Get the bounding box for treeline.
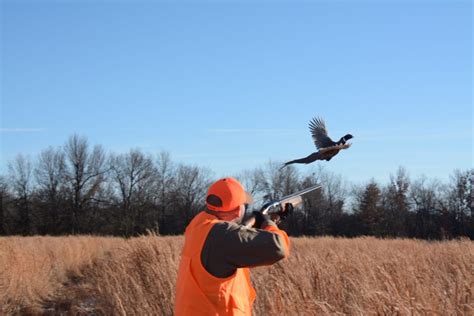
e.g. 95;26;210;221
0;135;472;239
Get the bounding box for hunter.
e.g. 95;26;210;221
174;177;290;315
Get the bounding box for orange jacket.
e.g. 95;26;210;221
174;211;289;315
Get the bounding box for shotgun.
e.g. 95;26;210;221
243;184;321;228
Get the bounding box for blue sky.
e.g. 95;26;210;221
1;0;472;184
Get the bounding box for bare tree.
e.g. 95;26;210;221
109;149;156;235
236;167;267;209
155;151;176;234
63;135;107;233
258;161;300;201
318;170;347;235
381;167;410;237
0;176;10;235
447;169;473;237
34;147;66;234
171;164;212;232
8;154;33;235
409;176;446;239
295;173;322;236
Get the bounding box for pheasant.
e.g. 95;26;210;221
281;117;353;169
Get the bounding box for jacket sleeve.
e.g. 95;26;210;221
261;222;290;259
201;220;290;277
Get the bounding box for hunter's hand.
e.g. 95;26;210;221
280;203;294;220
270;213;281;225
252;211;271;229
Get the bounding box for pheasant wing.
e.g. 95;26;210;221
309;117;334;149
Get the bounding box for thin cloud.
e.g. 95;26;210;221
0;128;46;133
207;128;296;134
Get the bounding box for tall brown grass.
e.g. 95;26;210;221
0;236;123;315
0;235;472;315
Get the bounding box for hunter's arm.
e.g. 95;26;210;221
201;221;290;278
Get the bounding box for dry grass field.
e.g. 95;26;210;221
0;234;472;315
